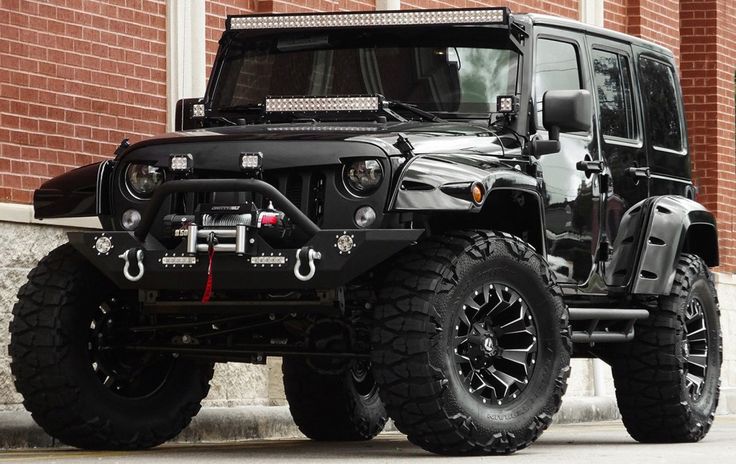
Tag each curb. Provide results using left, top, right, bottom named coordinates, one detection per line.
left=1, top=390, right=734, bottom=449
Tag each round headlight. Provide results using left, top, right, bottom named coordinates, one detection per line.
left=125, top=163, right=164, bottom=198
left=343, top=159, right=383, bottom=196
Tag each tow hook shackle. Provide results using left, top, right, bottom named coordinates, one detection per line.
left=294, top=247, right=321, bottom=282
left=119, top=248, right=145, bottom=282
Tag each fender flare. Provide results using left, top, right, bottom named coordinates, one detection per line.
left=33, top=161, right=113, bottom=219
left=608, top=196, right=718, bottom=295
left=388, top=154, right=538, bottom=211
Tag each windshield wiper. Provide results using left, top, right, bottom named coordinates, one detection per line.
left=384, top=100, right=445, bottom=123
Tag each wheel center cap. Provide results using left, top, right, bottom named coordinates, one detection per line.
left=482, top=336, right=497, bottom=355
left=683, top=340, right=690, bottom=358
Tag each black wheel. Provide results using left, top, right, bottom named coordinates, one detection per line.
left=611, top=253, right=722, bottom=443
left=9, top=244, right=214, bottom=450
left=282, top=357, right=387, bottom=441
left=372, top=231, right=571, bottom=455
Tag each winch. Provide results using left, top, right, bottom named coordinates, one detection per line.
left=163, top=201, right=289, bottom=256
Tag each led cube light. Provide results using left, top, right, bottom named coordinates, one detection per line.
left=170, top=153, right=193, bottom=172
left=240, top=152, right=263, bottom=171
left=497, top=95, right=519, bottom=114
left=192, top=104, right=205, bottom=118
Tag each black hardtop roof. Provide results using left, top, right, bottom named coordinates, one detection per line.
left=224, top=7, right=674, bottom=59
left=526, top=13, right=674, bottom=58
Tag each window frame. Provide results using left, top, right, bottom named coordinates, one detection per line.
left=590, top=46, right=641, bottom=146
left=533, top=35, right=585, bottom=134
left=637, top=54, right=688, bottom=156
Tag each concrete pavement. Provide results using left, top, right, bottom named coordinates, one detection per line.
left=1, top=416, right=734, bottom=464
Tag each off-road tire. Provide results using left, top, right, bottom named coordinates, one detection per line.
left=372, top=230, right=571, bottom=455
left=611, top=253, right=722, bottom=443
left=282, top=357, right=387, bottom=440
left=9, top=244, right=215, bottom=450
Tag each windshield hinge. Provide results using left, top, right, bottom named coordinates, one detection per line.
left=510, top=19, right=529, bottom=42
left=114, top=138, right=130, bottom=159
left=394, top=133, right=415, bottom=159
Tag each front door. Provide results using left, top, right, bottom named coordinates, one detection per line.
left=533, top=29, right=600, bottom=285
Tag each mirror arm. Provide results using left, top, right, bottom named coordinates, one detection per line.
left=549, top=125, right=560, bottom=141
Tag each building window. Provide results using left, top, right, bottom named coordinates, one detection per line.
left=534, top=38, right=582, bottom=129
left=639, top=57, right=683, bottom=153
left=592, top=49, right=637, bottom=141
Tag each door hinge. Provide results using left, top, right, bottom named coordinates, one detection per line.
left=576, top=159, right=604, bottom=176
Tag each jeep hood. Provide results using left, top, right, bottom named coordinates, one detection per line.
left=122, top=121, right=510, bottom=159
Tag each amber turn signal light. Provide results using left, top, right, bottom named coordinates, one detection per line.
left=471, top=182, right=485, bottom=205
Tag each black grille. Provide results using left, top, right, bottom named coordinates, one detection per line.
left=284, top=174, right=303, bottom=210
left=265, top=170, right=327, bottom=226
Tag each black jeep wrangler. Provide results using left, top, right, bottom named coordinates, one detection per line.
left=10, top=8, right=722, bottom=455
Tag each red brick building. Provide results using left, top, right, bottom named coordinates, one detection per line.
left=0, top=0, right=735, bottom=270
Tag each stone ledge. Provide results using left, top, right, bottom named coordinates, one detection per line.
left=0, top=202, right=101, bottom=229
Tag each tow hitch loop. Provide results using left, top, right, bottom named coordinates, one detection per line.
left=118, top=248, right=145, bottom=282
left=294, top=247, right=321, bottom=282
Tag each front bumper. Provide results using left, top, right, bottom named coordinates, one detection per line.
left=69, top=228, right=422, bottom=290
left=69, top=178, right=423, bottom=291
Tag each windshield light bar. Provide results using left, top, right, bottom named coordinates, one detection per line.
left=229, top=8, right=507, bottom=30
left=265, top=96, right=380, bottom=113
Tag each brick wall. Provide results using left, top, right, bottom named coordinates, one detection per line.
left=0, top=0, right=167, bottom=204
left=680, top=0, right=736, bottom=271
left=627, top=0, right=681, bottom=60
left=206, top=1, right=258, bottom=75
left=604, top=0, right=627, bottom=32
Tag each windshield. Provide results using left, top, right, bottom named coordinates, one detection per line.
left=212, top=29, right=520, bottom=116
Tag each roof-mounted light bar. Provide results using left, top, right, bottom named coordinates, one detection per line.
left=265, top=96, right=381, bottom=113
left=228, top=8, right=507, bottom=30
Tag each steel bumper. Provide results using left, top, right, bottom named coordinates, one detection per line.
left=68, top=227, right=423, bottom=290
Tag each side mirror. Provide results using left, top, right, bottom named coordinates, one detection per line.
left=542, top=89, right=592, bottom=140
left=174, top=98, right=204, bottom=131
left=530, top=90, right=592, bottom=157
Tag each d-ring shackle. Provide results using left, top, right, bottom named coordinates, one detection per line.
left=118, top=249, right=145, bottom=282
left=294, top=248, right=321, bottom=282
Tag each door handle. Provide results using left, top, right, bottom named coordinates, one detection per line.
left=625, top=167, right=650, bottom=179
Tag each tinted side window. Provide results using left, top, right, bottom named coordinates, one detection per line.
left=639, top=57, right=683, bottom=152
left=592, top=50, right=636, bottom=140
left=535, top=39, right=581, bottom=129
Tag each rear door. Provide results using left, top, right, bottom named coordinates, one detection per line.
left=585, top=36, right=650, bottom=286
left=634, top=48, right=695, bottom=198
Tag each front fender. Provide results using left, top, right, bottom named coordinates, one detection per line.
left=609, top=196, right=718, bottom=295
left=388, top=154, right=538, bottom=211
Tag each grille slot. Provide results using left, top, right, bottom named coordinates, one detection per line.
left=261, top=170, right=328, bottom=227
left=308, top=173, right=326, bottom=226
left=284, top=174, right=303, bottom=210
